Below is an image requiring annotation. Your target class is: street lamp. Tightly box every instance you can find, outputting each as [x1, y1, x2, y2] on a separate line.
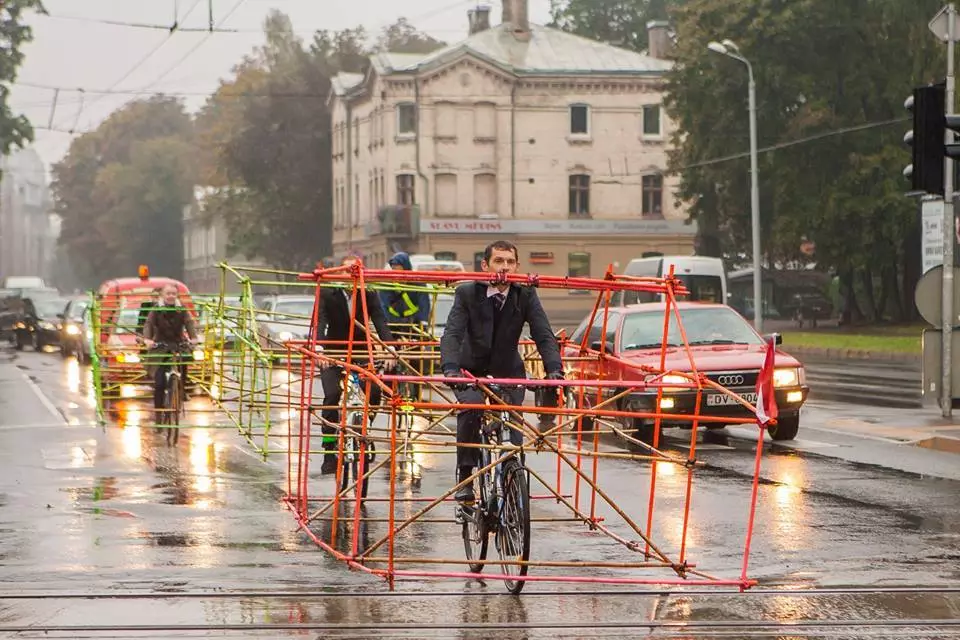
[708, 39, 763, 332]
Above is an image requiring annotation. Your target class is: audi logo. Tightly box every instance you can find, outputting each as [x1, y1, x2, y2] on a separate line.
[716, 374, 745, 386]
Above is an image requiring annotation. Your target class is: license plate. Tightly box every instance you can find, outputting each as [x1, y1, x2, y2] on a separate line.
[706, 392, 757, 407]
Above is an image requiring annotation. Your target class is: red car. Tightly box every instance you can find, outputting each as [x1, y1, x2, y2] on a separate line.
[563, 302, 808, 443]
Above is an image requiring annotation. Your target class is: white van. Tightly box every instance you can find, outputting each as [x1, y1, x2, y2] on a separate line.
[3, 276, 46, 289]
[614, 255, 727, 305]
[407, 254, 466, 273]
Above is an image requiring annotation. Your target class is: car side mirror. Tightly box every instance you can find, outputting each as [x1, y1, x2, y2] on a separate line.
[764, 333, 783, 346]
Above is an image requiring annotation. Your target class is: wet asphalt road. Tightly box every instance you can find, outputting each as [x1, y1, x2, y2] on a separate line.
[3, 350, 960, 638]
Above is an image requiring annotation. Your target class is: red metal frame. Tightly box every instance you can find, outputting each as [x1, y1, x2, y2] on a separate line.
[278, 260, 770, 591]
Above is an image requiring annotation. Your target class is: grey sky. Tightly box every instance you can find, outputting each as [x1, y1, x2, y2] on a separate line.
[10, 0, 553, 170]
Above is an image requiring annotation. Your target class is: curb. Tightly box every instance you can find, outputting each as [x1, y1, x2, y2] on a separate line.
[911, 435, 960, 455]
[789, 346, 921, 363]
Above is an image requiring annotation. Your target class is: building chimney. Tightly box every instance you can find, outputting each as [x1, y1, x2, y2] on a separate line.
[502, 0, 529, 39]
[468, 4, 491, 35]
[646, 20, 672, 59]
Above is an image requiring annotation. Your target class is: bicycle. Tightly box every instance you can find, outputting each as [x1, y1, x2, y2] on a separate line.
[336, 361, 386, 500]
[150, 341, 194, 447]
[457, 381, 533, 595]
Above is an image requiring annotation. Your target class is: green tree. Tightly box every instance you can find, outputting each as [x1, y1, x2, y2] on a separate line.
[0, 0, 45, 155]
[195, 11, 337, 270]
[664, 0, 946, 322]
[196, 13, 442, 269]
[376, 17, 445, 54]
[52, 97, 195, 284]
[549, 0, 678, 51]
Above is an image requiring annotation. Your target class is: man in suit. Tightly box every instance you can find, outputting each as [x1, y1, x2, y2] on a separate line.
[439, 240, 564, 504]
[314, 253, 397, 475]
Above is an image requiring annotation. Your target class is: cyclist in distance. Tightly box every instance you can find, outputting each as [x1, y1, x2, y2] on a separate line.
[439, 240, 564, 505]
[313, 252, 397, 475]
[142, 283, 198, 423]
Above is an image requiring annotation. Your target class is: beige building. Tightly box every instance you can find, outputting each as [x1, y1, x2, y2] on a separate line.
[329, 1, 696, 316]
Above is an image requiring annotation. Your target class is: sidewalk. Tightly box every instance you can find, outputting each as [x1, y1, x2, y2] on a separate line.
[803, 400, 960, 455]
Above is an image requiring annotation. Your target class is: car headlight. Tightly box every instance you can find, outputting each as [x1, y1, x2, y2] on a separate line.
[39, 321, 55, 331]
[660, 374, 689, 391]
[65, 324, 81, 336]
[116, 352, 140, 364]
[773, 367, 800, 388]
[192, 349, 206, 361]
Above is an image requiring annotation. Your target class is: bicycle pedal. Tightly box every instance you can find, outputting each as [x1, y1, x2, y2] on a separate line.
[454, 506, 467, 524]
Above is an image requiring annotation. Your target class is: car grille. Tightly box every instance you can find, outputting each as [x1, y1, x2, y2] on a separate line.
[705, 371, 758, 388]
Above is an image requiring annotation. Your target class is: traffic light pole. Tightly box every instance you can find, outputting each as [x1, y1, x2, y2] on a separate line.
[942, 2, 956, 418]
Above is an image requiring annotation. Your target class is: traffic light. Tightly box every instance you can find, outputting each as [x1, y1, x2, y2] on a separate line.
[904, 83, 945, 195]
[903, 81, 960, 196]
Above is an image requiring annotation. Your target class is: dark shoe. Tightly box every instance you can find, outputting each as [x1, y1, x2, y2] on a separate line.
[455, 484, 476, 505]
[320, 455, 337, 475]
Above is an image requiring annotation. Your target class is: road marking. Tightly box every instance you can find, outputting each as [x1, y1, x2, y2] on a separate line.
[21, 372, 68, 425]
[0, 422, 97, 431]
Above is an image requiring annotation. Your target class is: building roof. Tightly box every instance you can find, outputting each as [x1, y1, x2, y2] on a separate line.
[331, 72, 364, 96]
[372, 23, 672, 77]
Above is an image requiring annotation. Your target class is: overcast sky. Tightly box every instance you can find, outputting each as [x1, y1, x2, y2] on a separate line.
[10, 0, 553, 172]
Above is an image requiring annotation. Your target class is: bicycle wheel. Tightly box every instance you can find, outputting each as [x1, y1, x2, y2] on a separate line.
[340, 413, 373, 499]
[167, 374, 182, 446]
[497, 459, 531, 594]
[462, 448, 490, 574]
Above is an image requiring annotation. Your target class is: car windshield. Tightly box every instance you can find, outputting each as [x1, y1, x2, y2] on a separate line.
[114, 307, 143, 334]
[433, 294, 455, 326]
[68, 301, 89, 321]
[620, 307, 763, 350]
[34, 299, 67, 318]
[273, 300, 314, 318]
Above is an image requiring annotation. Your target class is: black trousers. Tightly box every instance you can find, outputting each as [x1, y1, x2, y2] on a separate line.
[454, 385, 526, 470]
[319, 365, 383, 449]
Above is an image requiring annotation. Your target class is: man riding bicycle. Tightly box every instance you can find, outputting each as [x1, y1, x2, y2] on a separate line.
[314, 253, 397, 475]
[142, 283, 198, 424]
[439, 240, 564, 505]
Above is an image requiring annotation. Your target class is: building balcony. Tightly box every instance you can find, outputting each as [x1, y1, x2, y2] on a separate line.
[366, 205, 420, 239]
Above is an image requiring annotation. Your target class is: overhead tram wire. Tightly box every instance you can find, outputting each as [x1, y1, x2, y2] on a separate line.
[59, 0, 206, 132]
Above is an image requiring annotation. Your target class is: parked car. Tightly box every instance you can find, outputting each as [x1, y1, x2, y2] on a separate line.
[563, 302, 808, 443]
[256, 295, 314, 350]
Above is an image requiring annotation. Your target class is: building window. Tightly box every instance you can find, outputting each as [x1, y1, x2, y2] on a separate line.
[354, 117, 360, 154]
[435, 251, 456, 261]
[435, 101, 456, 139]
[473, 251, 484, 271]
[568, 252, 591, 294]
[474, 102, 496, 140]
[568, 174, 590, 216]
[642, 174, 663, 218]
[435, 173, 457, 216]
[397, 174, 416, 206]
[569, 104, 589, 135]
[397, 103, 417, 136]
[642, 105, 661, 137]
[354, 180, 360, 226]
[473, 173, 497, 216]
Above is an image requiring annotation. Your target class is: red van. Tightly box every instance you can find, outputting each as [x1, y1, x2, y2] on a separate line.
[96, 267, 200, 400]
